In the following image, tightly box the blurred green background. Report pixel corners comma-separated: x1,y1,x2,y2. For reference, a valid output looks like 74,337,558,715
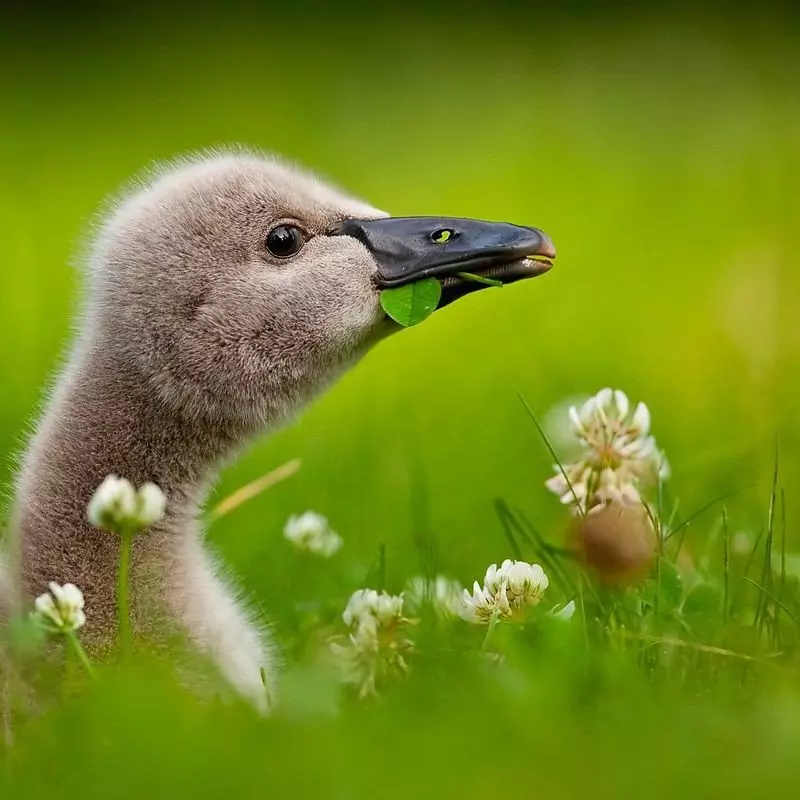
1,2,799,794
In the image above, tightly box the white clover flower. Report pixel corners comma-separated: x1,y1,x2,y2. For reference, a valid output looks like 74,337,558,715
593,467,643,507
137,482,167,526
87,475,167,533
283,511,342,558
405,575,464,619
331,588,412,697
33,582,86,633
87,475,136,527
342,588,404,628
461,559,549,624
462,581,511,623
545,388,668,515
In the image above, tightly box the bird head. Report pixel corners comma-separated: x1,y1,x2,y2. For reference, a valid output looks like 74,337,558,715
87,151,554,431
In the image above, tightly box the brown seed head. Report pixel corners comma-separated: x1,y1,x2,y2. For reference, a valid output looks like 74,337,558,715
570,503,657,585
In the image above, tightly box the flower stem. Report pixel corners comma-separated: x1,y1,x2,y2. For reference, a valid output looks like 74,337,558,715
66,631,95,679
118,532,133,657
482,612,500,652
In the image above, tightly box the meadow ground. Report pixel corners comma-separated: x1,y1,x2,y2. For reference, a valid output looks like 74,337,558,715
1,4,799,797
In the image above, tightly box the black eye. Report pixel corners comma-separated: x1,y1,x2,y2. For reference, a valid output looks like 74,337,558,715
266,225,305,258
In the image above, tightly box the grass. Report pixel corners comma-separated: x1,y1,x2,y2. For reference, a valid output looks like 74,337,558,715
2,3,800,797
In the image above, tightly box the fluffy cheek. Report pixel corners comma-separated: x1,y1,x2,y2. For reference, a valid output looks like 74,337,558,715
312,272,384,348
160,291,377,425
138,246,385,426
296,240,386,347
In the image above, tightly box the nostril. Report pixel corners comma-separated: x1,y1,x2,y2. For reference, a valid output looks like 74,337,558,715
430,228,458,244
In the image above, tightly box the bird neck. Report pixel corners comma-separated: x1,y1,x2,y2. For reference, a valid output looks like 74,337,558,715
15,342,239,608
43,343,237,502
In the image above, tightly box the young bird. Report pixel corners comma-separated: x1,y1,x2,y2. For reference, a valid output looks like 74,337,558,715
0,150,554,707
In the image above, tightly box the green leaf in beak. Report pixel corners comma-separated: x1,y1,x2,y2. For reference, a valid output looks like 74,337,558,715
380,278,442,327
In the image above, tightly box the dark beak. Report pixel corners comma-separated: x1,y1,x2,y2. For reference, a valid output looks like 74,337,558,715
329,216,555,308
